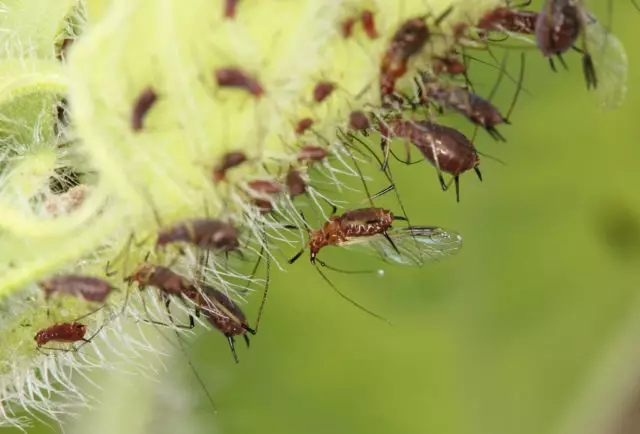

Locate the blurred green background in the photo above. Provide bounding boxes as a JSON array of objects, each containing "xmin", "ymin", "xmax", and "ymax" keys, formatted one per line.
[{"xmin": 12, "ymin": 1, "xmax": 640, "ymax": 433}]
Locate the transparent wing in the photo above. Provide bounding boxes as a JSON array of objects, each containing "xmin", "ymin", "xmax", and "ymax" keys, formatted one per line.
[
  {"xmin": 583, "ymin": 15, "xmax": 628, "ymax": 110},
  {"xmin": 339, "ymin": 226, "xmax": 462, "ymax": 266}
]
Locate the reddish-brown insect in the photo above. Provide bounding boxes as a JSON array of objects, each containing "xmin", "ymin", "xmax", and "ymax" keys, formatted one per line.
[
  {"xmin": 199, "ymin": 284, "xmax": 256, "ymax": 363},
  {"xmin": 297, "ymin": 145, "xmax": 329, "ymax": 163},
  {"xmin": 131, "ymin": 87, "xmax": 157, "ymax": 131},
  {"xmin": 213, "ymin": 150, "xmax": 247, "ymax": 182},
  {"xmin": 313, "ymin": 81, "xmax": 336, "ymax": 103},
  {"xmin": 288, "ymin": 207, "xmax": 462, "ymax": 266},
  {"xmin": 535, "ymin": 0, "xmax": 596, "ymax": 88},
  {"xmin": 418, "ymin": 52, "xmax": 525, "ymax": 141},
  {"xmin": 382, "ymin": 120, "xmax": 481, "ymax": 202},
  {"xmin": 39, "ymin": 275, "xmax": 116, "ymax": 303},
  {"xmin": 156, "ymin": 219, "xmax": 240, "ymax": 252},
  {"xmin": 342, "ymin": 16, "xmax": 356, "ymax": 37},
  {"xmin": 295, "ymin": 118, "xmax": 314, "ymax": 134},
  {"xmin": 224, "ymin": 0, "xmax": 239, "ymax": 18},
  {"xmin": 380, "ymin": 7, "xmax": 452, "ymax": 99},
  {"xmin": 477, "ymin": 6, "xmax": 538, "ymax": 34},
  {"xmin": 433, "ymin": 55, "xmax": 467, "ymax": 76},
  {"xmin": 35, "ymin": 322, "xmax": 87, "ymax": 349},
  {"xmin": 215, "ymin": 68, "xmax": 265, "ymax": 98},
  {"xmin": 126, "ymin": 264, "xmax": 198, "ymax": 300},
  {"xmin": 124, "ymin": 263, "xmax": 203, "ymax": 327},
  {"xmin": 246, "ymin": 180, "xmax": 282, "ymax": 214},
  {"xmin": 56, "ymin": 38, "xmax": 74, "ymax": 62},
  {"xmin": 361, "ymin": 10, "xmax": 379, "ymax": 39},
  {"xmin": 419, "ymin": 78, "xmax": 509, "ymax": 141},
  {"xmin": 285, "ymin": 168, "xmax": 307, "ymax": 197},
  {"xmin": 247, "ymin": 179, "xmax": 282, "ymax": 195},
  {"xmin": 349, "ymin": 110, "xmax": 371, "ymax": 131}
]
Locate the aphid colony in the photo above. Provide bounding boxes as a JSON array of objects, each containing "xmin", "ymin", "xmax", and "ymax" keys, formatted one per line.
[{"xmin": 36, "ymin": 0, "xmax": 626, "ymax": 404}]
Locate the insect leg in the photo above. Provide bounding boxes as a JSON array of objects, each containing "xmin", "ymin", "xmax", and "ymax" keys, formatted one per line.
[
  {"xmin": 243, "ymin": 334, "xmax": 251, "ymax": 348},
  {"xmin": 313, "ymin": 265, "xmax": 390, "ymax": 324},
  {"xmin": 382, "ymin": 231, "xmax": 401, "ymax": 255},
  {"xmin": 288, "ymin": 249, "xmax": 305, "ymax": 264},
  {"xmin": 474, "ymin": 167, "xmax": 483, "ymax": 181},
  {"xmin": 454, "ymin": 175, "xmax": 461, "ymax": 203},
  {"xmin": 227, "ymin": 335, "xmax": 240, "ymax": 363},
  {"xmin": 556, "ymin": 53, "xmax": 569, "ymax": 70},
  {"xmin": 572, "ymin": 46, "xmax": 597, "ymax": 90}
]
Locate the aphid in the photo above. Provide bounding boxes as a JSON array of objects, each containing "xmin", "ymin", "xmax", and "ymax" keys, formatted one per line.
[
  {"xmin": 285, "ymin": 168, "xmax": 307, "ymax": 197},
  {"xmin": 380, "ymin": 7, "xmax": 453, "ymax": 99},
  {"xmin": 535, "ymin": 0, "xmax": 598, "ymax": 89},
  {"xmin": 342, "ymin": 16, "xmax": 356, "ymax": 37},
  {"xmin": 361, "ymin": 10, "xmax": 379, "ymax": 39},
  {"xmin": 56, "ymin": 38, "xmax": 74, "ymax": 62},
  {"xmin": 246, "ymin": 180, "xmax": 281, "ymax": 214},
  {"xmin": 382, "ymin": 120, "xmax": 481, "ymax": 202},
  {"xmin": 34, "ymin": 322, "xmax": 88, "ymax": 350},
  {"xmin": 224, "ymin": 0, "xmax": 239, "ymax": 18},
  {"xmin": 349, "ymin": 110, "xmax": 371, "ymax": 131},
  {"xmin": 247, "ymin": 180, "xmax": 282, "ymax": 195},
  {"xmin": 418, "ymin": 78, "xmax": 509, "ymax": 141},
  {"xmin": 295, "ymin": 118, "xmax": 314, "ymax": 135},
  {"xmin": 156, "ymin": 219, "xmax": 240, "ymax": 252},
  {"xmin": 432, "ymin": 55, "xmax": 467, "ymax": 76},
  {"xmin": 131, "ymin": 87, "xmax": 158, "ymax": 132},
  {"xmin": 418, "ymin": 52, "xmax": 525, "ymax": 142},
  {"xmin": 477, "ymin": 6, "xmax": 538, "ymax": 34},
  {"xmin": 39, "ymin": 275, "xmax": 115, "ymax": 303},
  {"xmin": 213, "ymin": 150, "xmax": 247, "ymax": 182},
  {"xmin": 200, "ymin": 285, "xmax": 256, "ymax": 363},
  {"xmin": 124, "ymin": 263, "xmax": 203, "ymax": 327},
  {"xmin": 313, "ymin": 81, "xmax": 336, "ymax": 103},
  {"xmin": 215, "ymin": 67, "xmax": 265, "ymax": 98},
  {"xmin": 288, "ymin": 208, "xmax": 462, "ymax": 266},
  {"xmin": 297, "ymin": 145, "xmax": 329, "ymax": 163}
]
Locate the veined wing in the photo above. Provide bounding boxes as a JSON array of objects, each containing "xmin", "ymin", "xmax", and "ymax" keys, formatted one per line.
[
  {"xmin": 338, "ymin": 226, "xmax": 462, "ymax": 266},
  {"xmin": 583, "ymin": 12, "xmax": 628, "ymax": 110}
]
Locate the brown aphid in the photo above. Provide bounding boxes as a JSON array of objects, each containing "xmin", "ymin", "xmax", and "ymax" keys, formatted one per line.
[
  {"xmin": 224, "ymin": 0, "xmax": 239, "ymax": 18},
  {"xmin": 349, "ymin": 110, "xmax": 370, "ymax": 131},
  {"xmin": 420, "ymin": 79, "xmax": 509, "ymax": 141},
  {"xmin": 252, "ymin": 198, "xmax": 274, "ymax": 215},
  {"xmin": 313, "ymin": 81, "xmax": 336, "ymax": 103},
  {"xmin": 386, "ymin": 120, "xmax": 481, "ymax": 202},
  {"xmin": 131, "ymin": 87, "xmax": 158, "ymax": 132},
  {"xmin": 247, "ymin": 179, "xmax": 282, "ymax": 195},
  {"xmin": 199, "ymin": 285, "xmax": 256, "ymax": 363},
  {"xmin": 213, "ymin": 151, "xmax": 247, "ymax": 182},
  {"xmin": 34, "ymin": 322, "xmax": 87, "ymax": 348},
  {"xmin": 125, "ymin": 263, "xmax": 205, "ymax": 328},
  {"xmin": 477, "ymin": 7, "xmax": 538, "ymax": 34},
  {"xmin": 535, "ymin": 0, "xmax": 595, "ymax": 87},
  {"xmin": 433, "ymin": 56, "xmax": 467, "ymax": 76},
  {"xmin": 342, "ymin": 16, "xmax": 356, "ymax": 37},
  {"xmin": 295, "ymin": 118, "xmax": 314, "ymax": 134},
  {"xmin": 285, "ymin": 168, "xmax": 307, "ymax": 197},
  {"xmin": 215, "ymin": 68, "xmax": 265, "ymax": 98},
  {"xmin": 39, "ymin": 275, "xmax": 115, "ymax": 303},
  {"xmin": 380, "ymin": 17, "xmax": 430, "ymax": 97},
  {"xmin": 56, "ymin": 38, "xmax": 74, "ymax": 62},
  {"xmin": 156, "ymin": 219, "xmax": 240, "ymax": 252},
  {"xmin": 297, "ymin": 145, "xmax": 328, "ymax": 162},
  {"xmin": 361, "ymin": 10, "xmax": 379, "ymax": 39},
  {"xmin": 126, "ymin": 264, "xmax": 196, "ymax": 298},
  {"xmin": 289, "ymin": 207, "xmax": 397, "ymax": 265}
]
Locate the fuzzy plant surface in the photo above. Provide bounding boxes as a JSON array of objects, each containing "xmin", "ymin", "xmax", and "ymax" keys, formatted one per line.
[{"xmin": 0, "ymin": 0, "xmax": 630, "ymax": 431}]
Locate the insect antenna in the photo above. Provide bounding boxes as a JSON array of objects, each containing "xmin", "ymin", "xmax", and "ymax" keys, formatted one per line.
[
  {"xmin": 313, "ymin": 264, "xmax": 391, "ymax": 324},
  {"xmin": 252, "ymin": 240, "xmax": 271, "ymax": 333},
  {"xmin": 502, "ymin": 52, "xmax": 527, "ymax": 123},
  {"xmin": 172, "ymin": 330, "xmax": 218, "ymax": 413}
]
